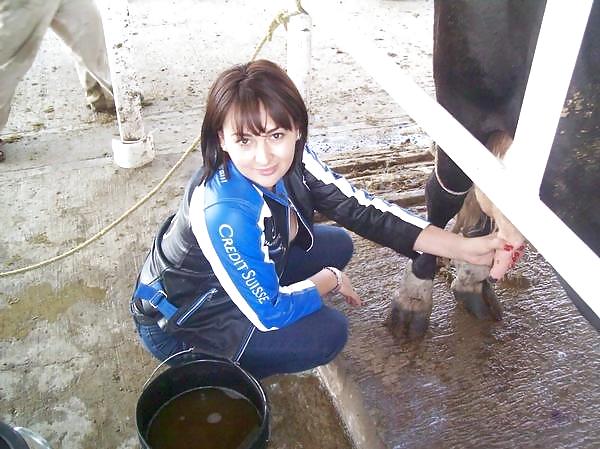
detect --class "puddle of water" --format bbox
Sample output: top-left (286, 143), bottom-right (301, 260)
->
top-left (0, 281), bottom-right (106, 339)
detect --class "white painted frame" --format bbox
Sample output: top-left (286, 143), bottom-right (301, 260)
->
top-left (99, 0), bottom-right (155, 168)
top-left (296, 0), bottom-right (599, 318)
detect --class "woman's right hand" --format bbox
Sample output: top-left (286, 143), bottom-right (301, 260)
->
top-left (337, 271), bottom-right (362, 307)
top-left (312, 268), bottom-right (362, 307)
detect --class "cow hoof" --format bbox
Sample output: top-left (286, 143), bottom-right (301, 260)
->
top-left (453, 280), bottom-right (503, 321)
top-left (385, 260), bottom-right (433, 339)
top-left (451, 261), bottom-right (502, 321)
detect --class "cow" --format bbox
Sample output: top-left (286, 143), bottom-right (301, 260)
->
top-left (386, 0), bottom-right (600, 338)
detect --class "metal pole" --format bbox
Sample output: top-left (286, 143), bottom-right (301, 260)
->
top-left (287, 12), bottom-right (312, 107)
top-left (99, 0), bottom-right (155, 168)
top-left (504, 0), bottom-right (593, 192)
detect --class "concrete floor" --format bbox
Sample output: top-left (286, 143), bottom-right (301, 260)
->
top-left (1, 1), bottom-right (599, 448)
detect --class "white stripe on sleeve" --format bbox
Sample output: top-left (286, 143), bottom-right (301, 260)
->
top-left (303, 150), bottom-right (428, 229)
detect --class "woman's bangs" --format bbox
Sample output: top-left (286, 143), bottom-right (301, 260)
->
top-left (231, 92), bottom-right (294, 137)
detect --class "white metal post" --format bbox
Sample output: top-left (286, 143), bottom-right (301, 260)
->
top-left (504, 0), bottom-right (594, 192)
top-left (99, 0), bottom-right (155, 168)
top-left (287, 12), bottom-right (312, 107)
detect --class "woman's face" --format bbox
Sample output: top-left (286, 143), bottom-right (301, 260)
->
top-left (219, 106), bottom-right (298, 190)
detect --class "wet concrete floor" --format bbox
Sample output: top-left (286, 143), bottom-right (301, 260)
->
top-left (339, 236), bottom-right (600, 449)
top-left (1, 0), bottom-right (599, 448)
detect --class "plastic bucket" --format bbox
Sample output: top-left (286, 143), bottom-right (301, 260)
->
top-left (0, 422), bottom-right (28, 449)
top-left (0, 422), bottom-right (52, 449)
top-left (136, 359), bottom-right (269, 449)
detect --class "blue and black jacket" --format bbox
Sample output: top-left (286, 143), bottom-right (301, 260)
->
top-left (134, 146), bottom-right (429, 360)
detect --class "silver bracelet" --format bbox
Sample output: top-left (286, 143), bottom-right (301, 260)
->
top-left (324, 266), bottom-right (343, 294)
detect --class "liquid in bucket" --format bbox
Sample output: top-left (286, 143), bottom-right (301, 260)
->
top-left (146, 386), bottom-right (261, 449)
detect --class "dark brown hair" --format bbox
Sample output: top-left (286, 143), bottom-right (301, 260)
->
top-left (200, 59), bottom-right (309, 182)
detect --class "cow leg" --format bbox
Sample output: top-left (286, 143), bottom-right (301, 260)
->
top-left (450, 214), bottom-right (502, 321)
top-left (386, 260), bottom-right (433, 339)
top-left (386, 148), bottom-right (471, 338)
top-left (452, 261), bottom-right (502, 321)
top-left (450, 132), bottom-right (516, 321)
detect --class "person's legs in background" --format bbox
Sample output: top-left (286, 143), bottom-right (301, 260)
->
top-left (51, 0), bottom-right (114, 113)
top-left (239, 224), bottom-right (355, 378)
top-left (0, 0), bottom-right (61, 161)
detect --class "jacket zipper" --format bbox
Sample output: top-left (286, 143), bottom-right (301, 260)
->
top-left (233, 325), bottom-right (256, 362)
top-left (175, 287), bottom-right (218, 326)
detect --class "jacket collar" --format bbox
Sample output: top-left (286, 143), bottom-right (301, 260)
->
top-left (226, 160), bottom-right (290, 206)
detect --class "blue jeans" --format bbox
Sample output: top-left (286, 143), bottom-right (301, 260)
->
top-left (135, 224), bottom-right (354, 379)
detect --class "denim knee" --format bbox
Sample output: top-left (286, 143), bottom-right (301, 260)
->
top-left (335, 229), bottom-right (354, 269)
top-left (316, 310), bottom-right (349, 365)
top-left (318, 225), bottom-right (354, 269)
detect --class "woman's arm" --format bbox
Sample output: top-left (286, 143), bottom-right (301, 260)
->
top-left (301, 147), bottom-right (507, 272)
top-left (310, 267), bottom-right (362, 306)
top-left (413, 225), bottom-right (507, 266)
top-left (301, 146), bottom-right (428, 258)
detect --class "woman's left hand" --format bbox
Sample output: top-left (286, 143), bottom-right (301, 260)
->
top-left (461, 233), bottom-right (508, 266)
